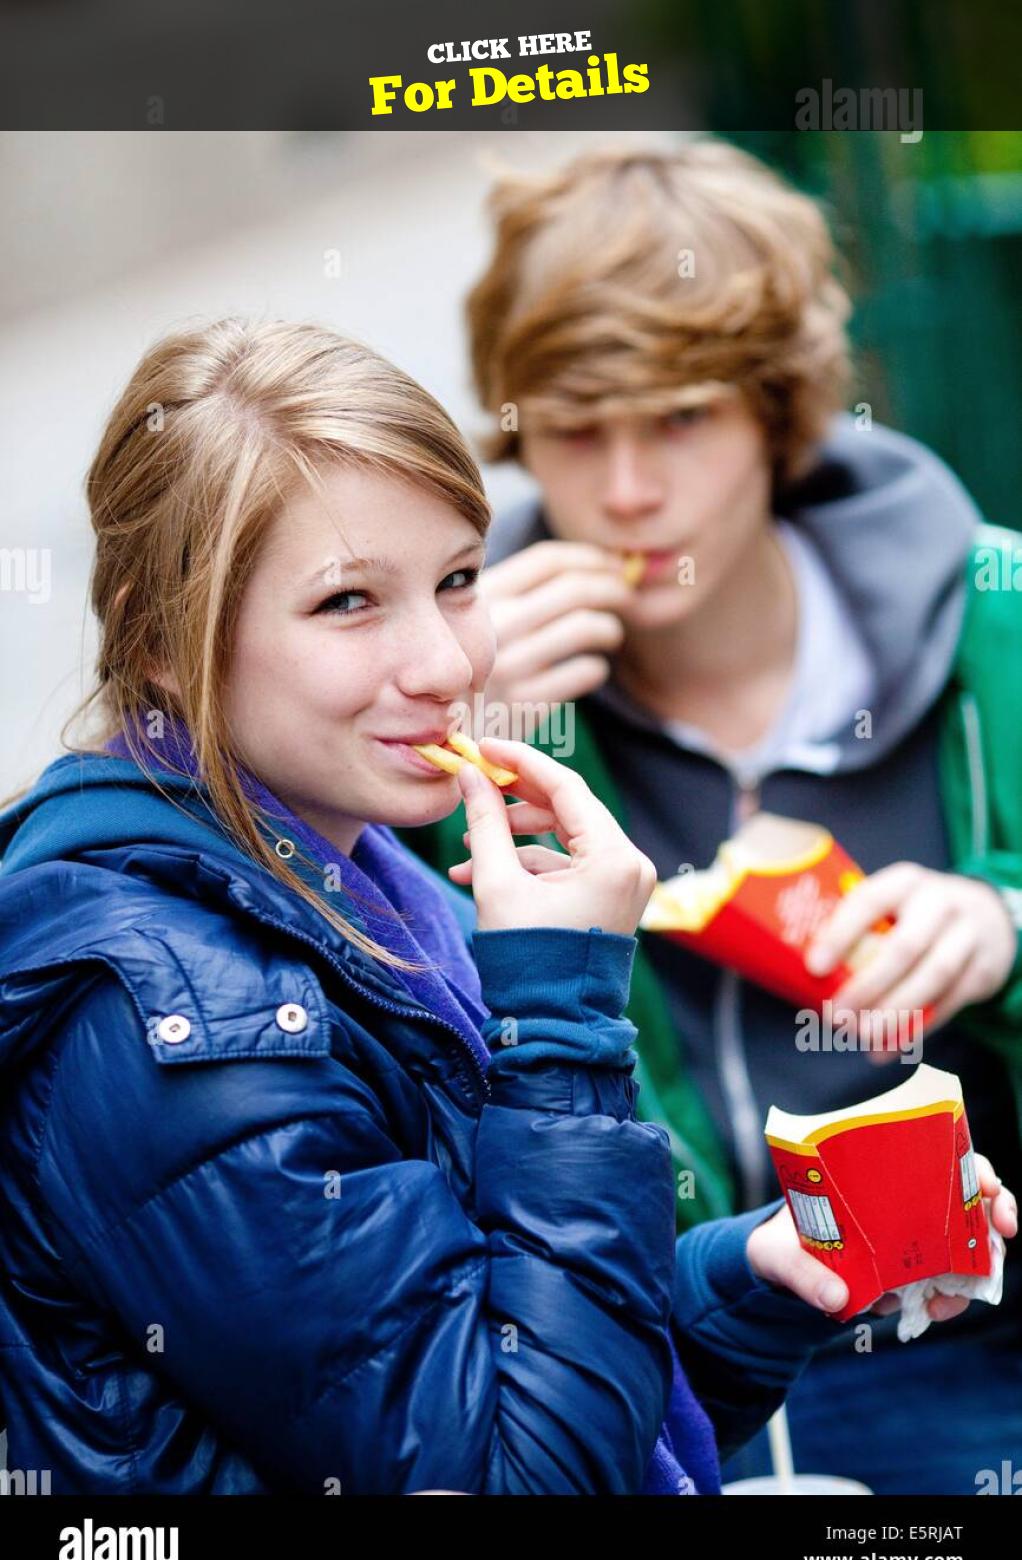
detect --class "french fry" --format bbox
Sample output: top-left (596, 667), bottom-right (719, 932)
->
top-left (412, 730), bottom-right (518, 787)
top-left (620, 550), bottom-right (647, 587)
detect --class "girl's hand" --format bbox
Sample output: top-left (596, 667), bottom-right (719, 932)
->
top-left (804, 864), bottom-right (1017, 1057)
top-left (446, 735), bottom-right (657, 935)
top-left (746, 1152), bottom-right (1017, 1321)
top-left (478, 542), bottom-right (632, 730)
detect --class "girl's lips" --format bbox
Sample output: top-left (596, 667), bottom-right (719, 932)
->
top-left (374, 738), bottom-right (453, 777)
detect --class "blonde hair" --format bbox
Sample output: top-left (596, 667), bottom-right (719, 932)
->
top-left (468, 140), bottom-right (853, 485)
top-left (19, 318), bottom-right (491, 971)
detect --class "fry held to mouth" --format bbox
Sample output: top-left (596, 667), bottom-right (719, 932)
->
top-left (619, 551), bottom-right (648, 587)
top-left (412, 729), bottom-right (519, 787)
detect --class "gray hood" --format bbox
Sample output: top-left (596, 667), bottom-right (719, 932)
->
top-left (484, 415), bottom-right (981, 771)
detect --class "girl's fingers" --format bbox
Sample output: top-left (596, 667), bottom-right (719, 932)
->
top-left (474, 736), bottom-right (624, 857)
top-left (974, 1151), bottom-right (1019, 1239)
top-left (974, 1151), bottom-right (1000, 1197)
top-left (448, 844), bottom-right (574, 883)
top-left (994, 1185), bottom-right (1019, 1239)
top-left (454, 761), bottom-right (520, 899)
top-left (472, 799), bottom-right (560, 838)
top-left (927, 1295), bottom-right (970, 1323)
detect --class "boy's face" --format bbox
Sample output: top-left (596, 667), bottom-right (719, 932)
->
top-left (518, 396), bottom-right (774, 630)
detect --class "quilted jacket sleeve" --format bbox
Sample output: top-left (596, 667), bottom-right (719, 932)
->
top-left (34, 928), bottom-right (679, 1495)
top-left (669, 1201), bottom-right (860, 1462)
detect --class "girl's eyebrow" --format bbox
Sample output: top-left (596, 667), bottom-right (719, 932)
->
top-left (302, 541), bottom-right (484, 589)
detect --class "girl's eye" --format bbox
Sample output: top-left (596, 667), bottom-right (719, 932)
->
top-left (440, 566), bottom-right (481, 592)
top-left (314, 567), bottom-right (480, 618)
top-left (316, 591), bottom-right (370, 617)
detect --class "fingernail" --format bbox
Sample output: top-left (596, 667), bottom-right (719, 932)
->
top-left (819, 1278), bottom-right (847, 1311)
top-left (805, 946), bottom-right (830, 975)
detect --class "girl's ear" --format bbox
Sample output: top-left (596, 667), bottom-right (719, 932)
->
top-left (149, 665), bottom-right (182, 699)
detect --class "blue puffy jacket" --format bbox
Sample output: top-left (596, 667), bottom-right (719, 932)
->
top-left (0, 750), bottom-right (846, 1494)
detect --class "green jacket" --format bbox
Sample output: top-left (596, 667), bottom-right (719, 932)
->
top-left (399, 524), bottom-right (1022, 1232)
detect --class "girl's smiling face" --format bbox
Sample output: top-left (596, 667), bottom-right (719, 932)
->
top-left (222, 462), bottom-right (495, 856)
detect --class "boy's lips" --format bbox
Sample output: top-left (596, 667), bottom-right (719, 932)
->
top-left (618, 547), bottom-right (680, 585)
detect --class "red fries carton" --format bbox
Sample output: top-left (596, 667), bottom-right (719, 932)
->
top-left (765, 1064), bottom-right (994, 1321)
top-left (639, 812), bottom-right (932, 1030)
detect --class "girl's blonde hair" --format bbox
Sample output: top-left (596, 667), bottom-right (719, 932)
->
top-left (31, 318), bottom-right (491, 971)
top-left (467, 140), bottom-right (853, 486)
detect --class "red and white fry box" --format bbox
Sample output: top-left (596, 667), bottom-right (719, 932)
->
top-left (765, 1064), bottom-right (995, 1323)
top-left (639, 811), bottom-right (933, 1031)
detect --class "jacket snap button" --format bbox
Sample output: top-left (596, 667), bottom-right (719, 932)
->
top-left (276, 1003), bottom-right (308, 1033)
top-left (157, 1014), bottom-right (191, 1045)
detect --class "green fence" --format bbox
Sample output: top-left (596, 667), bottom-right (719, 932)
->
top-left (729, 132), bottom-right (1022, 530)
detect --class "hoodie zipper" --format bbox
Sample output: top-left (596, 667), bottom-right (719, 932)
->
top-left (714, 771), bottom-right (773, 1210)
top-left (232, 898), bottom-right (491, 1105)
top-left (959, 690), bottom-right (990, 858)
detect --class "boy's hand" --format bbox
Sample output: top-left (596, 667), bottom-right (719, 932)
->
top-left (479, 541), bottom-right (631, 731)
top-left (804, 864), bottom-right (1017, 1056)
top-left (745, 1152), bottom-right (1017, 1320)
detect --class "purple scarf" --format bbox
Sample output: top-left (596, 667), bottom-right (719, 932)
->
top-left (103, 713), bottom-right (720, 1496)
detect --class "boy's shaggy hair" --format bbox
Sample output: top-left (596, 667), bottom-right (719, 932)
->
top-left (467, 140), bottom-right (853, 486)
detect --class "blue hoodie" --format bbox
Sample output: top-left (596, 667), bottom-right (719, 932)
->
top-left (0, 721), bottom-right (845, 1494)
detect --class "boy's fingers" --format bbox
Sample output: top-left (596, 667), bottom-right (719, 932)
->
top-left (830, 894), bottom-right (947, 1009)
top-left (483, 540), bottom-right (628, 597)
top-left (505, 654), bottom-right (613, 709)
top-left (806, 863), bottom-right (920, 973)
top-left (496, 607), bottom-right (625, 684)
top-left (490, 568), bottom-right (633, 644)
top-left (857, 922), bottom-right (973, 1032)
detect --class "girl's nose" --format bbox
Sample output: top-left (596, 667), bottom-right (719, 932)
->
top-left (393, 610), bottom-right (475, 702)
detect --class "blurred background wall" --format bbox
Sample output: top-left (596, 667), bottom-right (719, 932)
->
top-left (2, 129), bottom-right (1021, 800)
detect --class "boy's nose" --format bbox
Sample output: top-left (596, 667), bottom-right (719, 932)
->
top-left (601, 438), bottom-right (664, 520)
